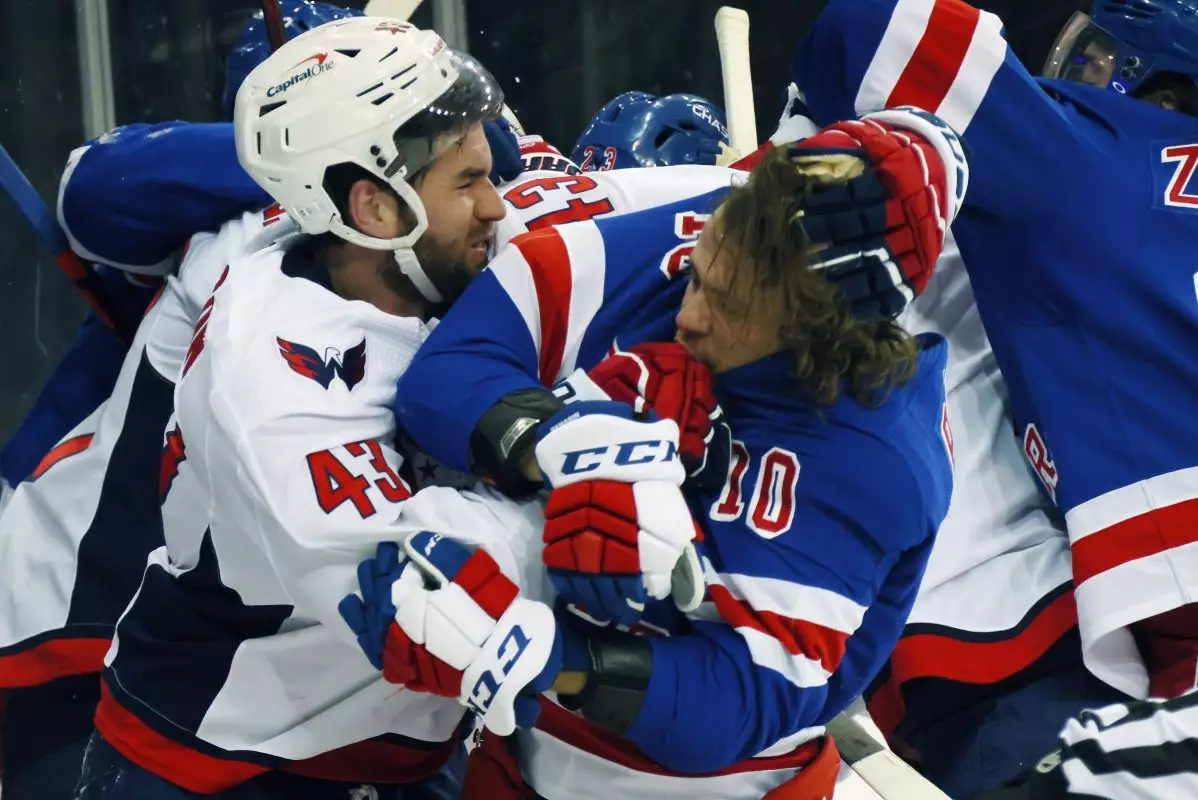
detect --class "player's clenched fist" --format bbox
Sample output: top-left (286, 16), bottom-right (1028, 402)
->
top-left (338, 533), bottom-right (566, 736)
top-left (534, 401), bottom-right (704, 626)
top-left (784, 108), bottom-right (967, 320)
top-left (555, 342), bottom-right (733, 496)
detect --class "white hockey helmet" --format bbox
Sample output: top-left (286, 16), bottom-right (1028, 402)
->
top-left (233, 17), bottom-right (504, 303)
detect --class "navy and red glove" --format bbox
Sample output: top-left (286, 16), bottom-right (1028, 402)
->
top-left (559, 342), bottom-right (732, 496)
top-left (339, 533), bottom-right (582, 735)
top-left (786, 108), bottom-right (967, 320)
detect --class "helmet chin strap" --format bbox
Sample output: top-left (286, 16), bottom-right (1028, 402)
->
top-left (394, 247), bottom-right (444, 304)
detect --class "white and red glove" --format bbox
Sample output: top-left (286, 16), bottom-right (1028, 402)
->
top-left (555, 342), bottom-right (732, 495)
top-left (339, 532), bottom-right (576, 736)
top-left (533, 400), bottom-right (704, 627)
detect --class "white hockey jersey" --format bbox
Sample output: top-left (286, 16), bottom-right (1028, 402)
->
top-left (866, 232), bottom-right (1076, 738)
top-left (98, 240), bottom-right (556, 791)
top-left (0, 203), bottom-right (296, 688)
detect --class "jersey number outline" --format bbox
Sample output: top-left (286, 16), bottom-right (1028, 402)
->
top-left (659, 211), bottom-right (710, 279)
top-left (503, 175), bottom-right (615, 231)
top-left (160, 424), bottom-right (186, 502)
top-left (1023, 422), bottom-right (1059, 505)
top-left (709, 441), bottom-right (801, 539)
top-left (1161, 144), bottom-right (1198, 208)
top-left (578, 145), bottom-right (618, 172)
top-left (307, 438), bottom-right (412, 518)
top-left (182, 265), bottom-right (230, 379)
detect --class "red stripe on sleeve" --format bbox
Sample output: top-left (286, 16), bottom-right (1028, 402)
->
top-left (513, 229), bottom-right (574, 385)
top-left (886, 0), bottom-right (981, 113)
top-left (708, 584), bottom-right (850, 674)
top-left (1072, 499), bottom-right (1198, 586)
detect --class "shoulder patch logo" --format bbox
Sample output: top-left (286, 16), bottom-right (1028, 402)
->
top-left (277, 337), bottom-right (367, 391)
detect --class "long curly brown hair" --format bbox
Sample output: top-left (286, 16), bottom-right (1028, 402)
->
top-left (715, 147), bottom-right (919, 407)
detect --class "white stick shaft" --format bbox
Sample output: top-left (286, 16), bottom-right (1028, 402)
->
top-left (826, 713), bottom-right (952, 800)
top-left (363, 0), bottom-right (423, 20)
top-left (714, 6), bottom-right (757, 155)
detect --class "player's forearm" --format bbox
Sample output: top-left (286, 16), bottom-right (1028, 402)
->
top-left (554, 624), bottom-right (826, 773)
top-left (60, 121), bottom-right (269, 270)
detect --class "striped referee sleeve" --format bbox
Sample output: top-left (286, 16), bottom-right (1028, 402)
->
top-left (980, 691), bottom-right (1198, 799)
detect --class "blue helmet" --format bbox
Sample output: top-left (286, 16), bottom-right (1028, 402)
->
top-left (1043, 1), bottom-right (1198, 97)
top-left (571, 91), bottom-right (729, 170)
top-left (222, 2), bottom-right (364, 119)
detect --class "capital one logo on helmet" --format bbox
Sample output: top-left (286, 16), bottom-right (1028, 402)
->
top-left (267, 52), bottom-right (337, 98)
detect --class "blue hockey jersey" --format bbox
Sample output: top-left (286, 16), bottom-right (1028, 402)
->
top-left (396, 193), bottom-right (955, 779)
top-left (1, 123), bottom-right (268, 490)
top-left (791, 0), bottom-right (1198, 699)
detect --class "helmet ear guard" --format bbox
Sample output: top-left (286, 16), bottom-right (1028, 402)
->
top-left (233, 19), bottom-right (504, 303)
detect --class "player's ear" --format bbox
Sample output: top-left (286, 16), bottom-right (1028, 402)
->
top-left (346, 179), bottom-right (405, 239)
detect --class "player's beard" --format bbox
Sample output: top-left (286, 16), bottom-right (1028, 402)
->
top-left (381, 224), bottom-right (492, 311)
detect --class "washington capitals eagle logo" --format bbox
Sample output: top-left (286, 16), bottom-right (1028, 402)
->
top-left (276, 337), bottom-right (367, 390)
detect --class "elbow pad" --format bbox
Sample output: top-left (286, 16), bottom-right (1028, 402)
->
top-left (469, 388), bottom-right (563, 496)
top-left (557, 632), bottom-right (652, 735)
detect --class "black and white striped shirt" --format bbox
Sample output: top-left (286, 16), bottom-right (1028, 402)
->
top-left (982, 691), bottom-right (1198, 799)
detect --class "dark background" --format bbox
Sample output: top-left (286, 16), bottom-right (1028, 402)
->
top-left (0, 0), bottom-right (1081, 443)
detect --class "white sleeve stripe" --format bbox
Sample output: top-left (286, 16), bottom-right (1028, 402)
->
top-left (755, 726), bottom-right (826, 758)
top-left (855, 0), bottom-right (1003, 137)
top-left (1074, 543), bottom-right (1198, 698)
top-left (1065, 466), bottom-right (1198, 542)
top-left (556, 222), bottom-right (606, 380)
top-left (737, 626), bottom-right (832, 689)
top-left (489, 248), bottom-right (543, 366)
top-left (855, 0), bottom-right (936, 116)
top-left (707, 562), bottom-right (868, 635)
top-left (936, 9), bottom-right (1006, 133)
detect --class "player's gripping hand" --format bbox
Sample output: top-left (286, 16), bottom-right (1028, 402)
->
top-left (554, 342), bottom-right (732, 496)
top-left (786, 109), bottom-right (966, 320)
top-left (338, 533), bottom-right (565, 736)
top-left (534, 401), bottom-right (704, 626)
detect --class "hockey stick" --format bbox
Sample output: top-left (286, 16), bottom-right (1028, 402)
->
top-left (258, 0), bottom-right (287, 51)
top-left (0, 142), bottom-right (134, 344)
top-left (826, 713), bottom-right (952, 800)
top-left (714, 6), bottom-right (758, 156)
top-left (364, 0), bottom-right (425, 16)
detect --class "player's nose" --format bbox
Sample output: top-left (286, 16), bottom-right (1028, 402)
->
top-left (476, 183), bottom-right (507, 222)
top-left (675, 291), bottom-right (710, 337)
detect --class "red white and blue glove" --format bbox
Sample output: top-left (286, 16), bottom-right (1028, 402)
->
top-left (533, 400), bottom-right (704, 627)
top-left (338, 533), bottom-right (585, 735)
top-left (554, 342), bottom-right (732, 497)
top-left (784, 108), bottom-right (967, 320)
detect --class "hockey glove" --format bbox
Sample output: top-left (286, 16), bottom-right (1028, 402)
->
top-left (484, 118), bottom-right (524, 186)
top-left (338, 534), bottom-right (577, 735)
top-left (554, 342), bottom-right (732, 497)
top-left (534, 401), bottom-right (704, 627)
top-left (787, 110), bottom-right (965, 320)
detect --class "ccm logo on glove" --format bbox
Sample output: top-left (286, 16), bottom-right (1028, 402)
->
top-left (560, 439), bottom-right (679, 476)
top-left (467, 624), bottom-right (532, 716)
